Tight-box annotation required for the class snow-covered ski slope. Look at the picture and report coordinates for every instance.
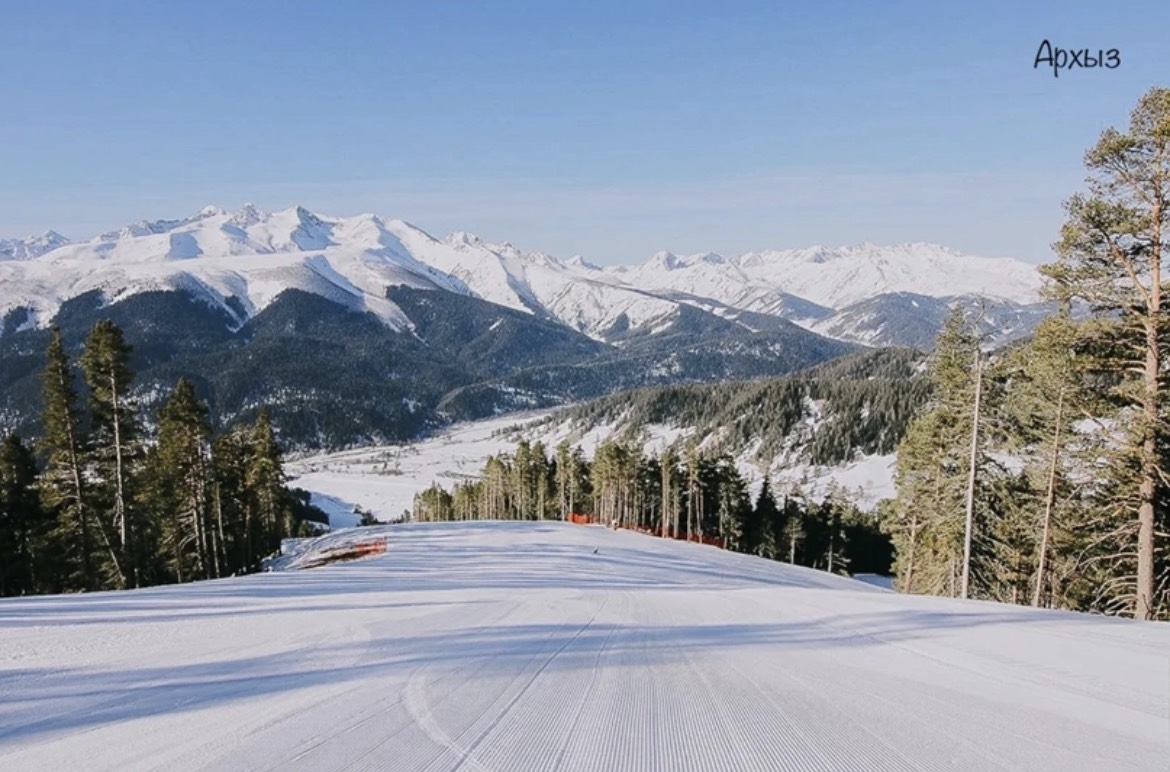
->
[2,521,1167,772]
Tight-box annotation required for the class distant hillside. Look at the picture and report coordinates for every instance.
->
[0,285,852,450]
[531,347,929,471]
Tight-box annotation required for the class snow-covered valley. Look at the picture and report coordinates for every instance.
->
[1,521,1165,771]
[286,410,897,524]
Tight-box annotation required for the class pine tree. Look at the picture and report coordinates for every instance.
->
[211,427,252,570]
[660,447,680,538]
[246,408,287,552]
[80,319,139,588]
[482,455,509,520]
[752,478,780,558]
[0,434,48,596]
[889,309,982,596]
[555,440,574,519]
[715,457,750,552]
[145,379,215,582]
[529,440,552,520]
[38,327,97,590]
[781,484,806,564]
[995,312,1086,607]
[1040,87,1170,619]
[820,484,852,574]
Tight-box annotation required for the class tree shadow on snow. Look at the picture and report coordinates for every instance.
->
[0,606,1106,745]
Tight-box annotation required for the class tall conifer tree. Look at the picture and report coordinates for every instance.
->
[1041,86,1170,619]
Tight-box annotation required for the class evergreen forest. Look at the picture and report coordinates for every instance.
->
[0,321,326,596]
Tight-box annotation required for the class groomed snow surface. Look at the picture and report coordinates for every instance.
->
[2,521,1167,771]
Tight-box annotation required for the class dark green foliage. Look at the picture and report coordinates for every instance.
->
[881,88,1170,620]
[540,347,928,468]
[750,479,780,558]
[141,378,215,583]
[0,434,51,596]
[37,327,98,590]
[80,319,140,588]
[0,320,327,595]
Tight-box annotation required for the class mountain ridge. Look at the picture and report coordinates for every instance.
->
[1,203,1046,348]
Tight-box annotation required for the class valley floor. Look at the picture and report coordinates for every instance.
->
[286,410,896,524]
[0,521,1167,771]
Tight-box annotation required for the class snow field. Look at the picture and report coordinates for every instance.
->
[1,521,1167,771]
[287,411,895,528]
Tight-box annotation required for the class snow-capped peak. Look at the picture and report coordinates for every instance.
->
[229,202,267,228]
[647,251,684,271]
[565,255,600,271]
[0,204,1046,349]
[724,242,1041,308]
[447,231,484,248]
[0,230,71,261]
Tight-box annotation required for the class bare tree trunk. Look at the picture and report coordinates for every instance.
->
[961,346,983,600]
[109,372,131,588]
[193,500,207,580]
[1136,195,1161,620]
[1034,387,1064,608]
[904,511,919,593]
[1137,321,1158,620]
[67,447,91,589]
[660,464,670,537]
[214,482,227,575]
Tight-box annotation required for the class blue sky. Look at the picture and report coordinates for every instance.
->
[1,1,1166,264]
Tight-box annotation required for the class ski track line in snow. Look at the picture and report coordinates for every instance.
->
[333,644,505,772]
[463,591,635,772]
[726,589,1035,772]
[544,592,627,772]
[343,596,582,772]
[723,631,978,772]
[646,595,746,772]
[552,588,658,772]
[262,599,530,772]
[409,591,613,772]
[258,593,544,772]
[0,577,515,772]
[661,592,891,772]
[415,620,579,772]
[670,608,842,771]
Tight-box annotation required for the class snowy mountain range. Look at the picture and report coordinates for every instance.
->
[0,203,1046,348]
[0,230,69,261]
[0,204,1052,448]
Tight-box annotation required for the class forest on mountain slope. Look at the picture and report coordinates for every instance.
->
[534,347,929,467]
[0,285,851,450]
[0,320,326,595]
